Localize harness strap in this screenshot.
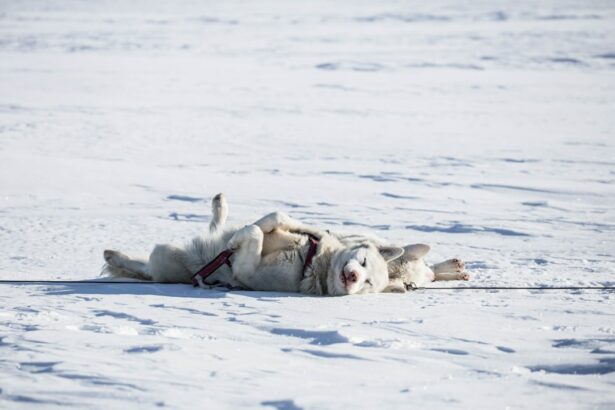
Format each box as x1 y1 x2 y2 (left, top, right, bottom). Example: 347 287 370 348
302 234 320 275
191 249 234 287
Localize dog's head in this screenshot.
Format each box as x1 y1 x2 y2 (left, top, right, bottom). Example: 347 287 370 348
328 243 404 295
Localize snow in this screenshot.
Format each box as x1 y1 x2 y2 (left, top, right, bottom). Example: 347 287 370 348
1 0 614 408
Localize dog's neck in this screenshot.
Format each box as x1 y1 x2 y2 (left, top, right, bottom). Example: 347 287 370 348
299 235 341 295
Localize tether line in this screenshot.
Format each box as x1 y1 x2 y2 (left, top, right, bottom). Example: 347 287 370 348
0 280 613 290
420 286 613 290
0 280 169 284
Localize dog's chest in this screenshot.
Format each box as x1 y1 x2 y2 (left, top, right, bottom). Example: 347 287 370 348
260 247 305 272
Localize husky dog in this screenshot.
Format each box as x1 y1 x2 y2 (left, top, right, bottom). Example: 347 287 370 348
103 194 469 295
103 194 404 296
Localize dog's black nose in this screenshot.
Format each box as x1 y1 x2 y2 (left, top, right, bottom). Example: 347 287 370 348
341 271 358 286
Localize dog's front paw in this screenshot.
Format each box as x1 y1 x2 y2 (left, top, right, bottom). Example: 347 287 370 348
460 272 470 281
226 240 239 251
255 211 292 233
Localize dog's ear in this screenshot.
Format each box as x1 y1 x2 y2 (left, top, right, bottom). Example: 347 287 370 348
378 246 404 262
382 278 406 293
402 244 430 260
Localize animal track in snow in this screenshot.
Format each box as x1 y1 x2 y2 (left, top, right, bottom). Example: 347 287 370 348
166 194 204 203
406 223 530 237
430 348 469 355
269 328 349 345
18 361 61 374
125 345 163 353
149 303 217 317
93 310 156 325
282 347 366 360
262 399 304 410
528 358 615 375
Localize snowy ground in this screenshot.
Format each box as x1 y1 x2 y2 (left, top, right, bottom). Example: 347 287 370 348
1 0 614 408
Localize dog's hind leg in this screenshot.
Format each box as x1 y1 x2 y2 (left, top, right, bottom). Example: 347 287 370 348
431 258 470 281
103 250 151 280
146 244 193 283
209 193 228 233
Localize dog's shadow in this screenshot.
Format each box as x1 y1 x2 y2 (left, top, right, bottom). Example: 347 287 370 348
36 281 312 300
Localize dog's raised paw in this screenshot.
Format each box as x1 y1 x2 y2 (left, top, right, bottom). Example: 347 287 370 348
212 193 227 208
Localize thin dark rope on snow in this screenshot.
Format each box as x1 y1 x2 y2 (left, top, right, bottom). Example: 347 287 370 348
0 280 170 284
0 280 613 290
419 286 614 290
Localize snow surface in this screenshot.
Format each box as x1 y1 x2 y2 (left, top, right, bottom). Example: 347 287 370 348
1 0 614 408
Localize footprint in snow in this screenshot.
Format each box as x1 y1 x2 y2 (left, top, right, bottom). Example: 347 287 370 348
93 310 156 325
269 328 349 345
125 345 163 354
529 358 615 375
430 348 469 355
281 347 366 361
18 361 61 374
262 399 303 410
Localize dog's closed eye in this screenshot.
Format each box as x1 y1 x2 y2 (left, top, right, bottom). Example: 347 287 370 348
361 257 367 267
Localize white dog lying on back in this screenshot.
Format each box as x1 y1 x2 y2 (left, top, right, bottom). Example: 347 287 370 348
103 194 469 295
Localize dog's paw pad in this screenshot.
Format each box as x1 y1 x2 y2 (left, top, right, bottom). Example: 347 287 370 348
452 258 465 271
461 273 470 281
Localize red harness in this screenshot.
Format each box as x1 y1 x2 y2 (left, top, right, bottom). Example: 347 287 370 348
302 234 320 274
191 233 320 288
191 249 234 287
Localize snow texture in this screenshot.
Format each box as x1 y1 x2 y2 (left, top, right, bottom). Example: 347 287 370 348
1 0 614 408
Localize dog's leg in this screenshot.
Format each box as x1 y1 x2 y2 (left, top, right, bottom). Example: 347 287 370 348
431 258 470 281
262 229 306 255
253 211 322 237
103 250 152 280
253 212 300 233
209 193 228 234
227 225 264 289
147 244 193 283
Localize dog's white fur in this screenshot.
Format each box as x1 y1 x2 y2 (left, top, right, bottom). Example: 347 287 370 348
104 194 404 296
103 194 469 295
